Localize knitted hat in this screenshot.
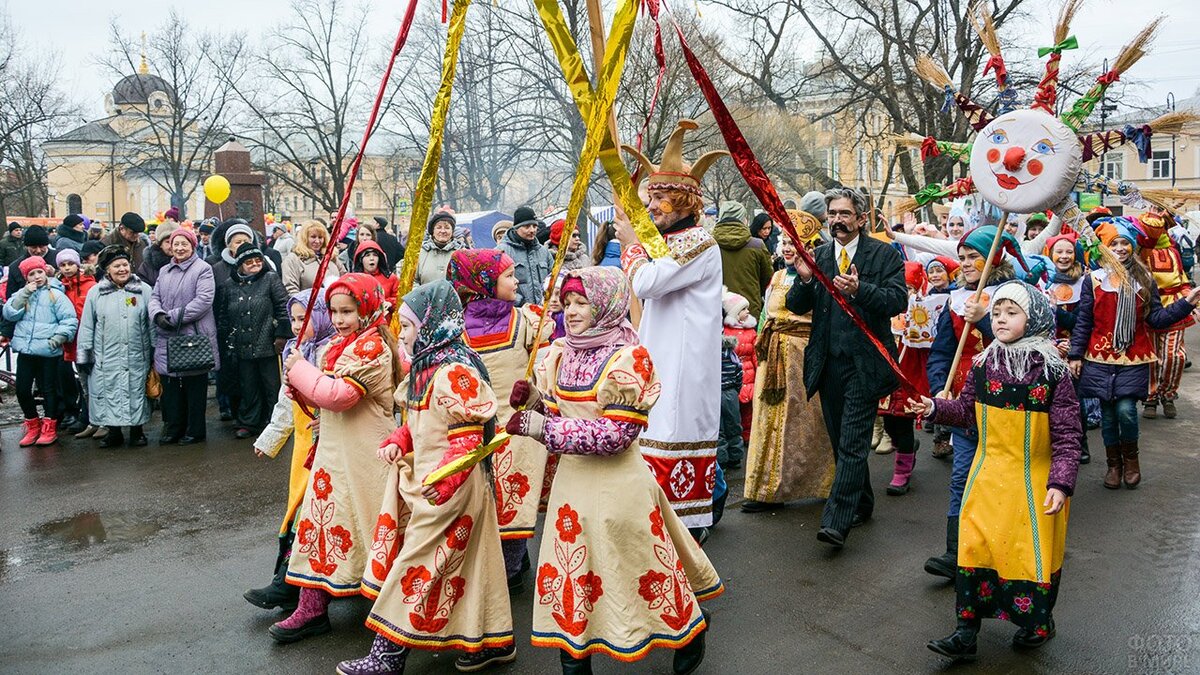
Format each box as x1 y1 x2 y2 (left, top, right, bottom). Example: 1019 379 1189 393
22 225 50 247
549 219 566 246
722 291 750 325
799 191 827 219
492 220 512 243
234 241 264 267
926 255 961 275
373 216 389 230
716 201 748 225
120 212 146 233
56 248 81 267
225 223 255 246
198 220 216 235
81 240 105 259
7 221 21 233
427 210 456 235
63 214 85 230
1026 212 1049 227
154 220 180 245
958 225 1028 271
1092 217 1143 251
621 119 728 195
97 245 130 271
164 206 180 221
18 256 48 277
512 206 538 228
169 227 197 248
990 279 1056 339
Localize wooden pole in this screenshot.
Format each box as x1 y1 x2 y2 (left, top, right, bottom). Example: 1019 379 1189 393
940 213 1009 397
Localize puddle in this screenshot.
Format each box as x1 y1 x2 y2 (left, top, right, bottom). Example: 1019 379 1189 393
31 511 163 550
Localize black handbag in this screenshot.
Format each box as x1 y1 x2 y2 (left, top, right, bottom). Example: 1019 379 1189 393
166 332 215 373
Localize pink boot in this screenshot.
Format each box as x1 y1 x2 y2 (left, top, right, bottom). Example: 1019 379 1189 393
268 587 332 643
887 450 917 496
19 418 42 446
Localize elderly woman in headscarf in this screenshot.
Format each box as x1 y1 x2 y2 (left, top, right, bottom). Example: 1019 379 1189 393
245 290 336 615
446 249 554 590
505 266 723 675
269 273 398 645
342 280 515 675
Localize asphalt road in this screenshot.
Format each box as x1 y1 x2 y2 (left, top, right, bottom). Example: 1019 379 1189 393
2 369 1200 674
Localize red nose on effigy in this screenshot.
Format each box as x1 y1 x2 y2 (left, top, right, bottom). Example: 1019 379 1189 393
1003 146 1026 171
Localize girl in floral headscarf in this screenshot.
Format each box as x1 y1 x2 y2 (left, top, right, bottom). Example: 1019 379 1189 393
245 291 336 615
505 266 723 675
340 279 515 675
914 280 1083 663
268 274 397 645
447 249 554 589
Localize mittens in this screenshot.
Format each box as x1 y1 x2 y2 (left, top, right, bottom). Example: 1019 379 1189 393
505 410 546 443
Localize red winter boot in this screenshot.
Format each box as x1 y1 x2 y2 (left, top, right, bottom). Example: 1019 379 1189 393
35 418 59 446
19 418 41 446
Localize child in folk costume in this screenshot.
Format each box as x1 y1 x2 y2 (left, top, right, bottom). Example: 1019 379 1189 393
1045 232 1093 465
1067 218 1200 490
245 291 336 614
914 280 1082 662
446 249 553 589
924 256 959 460
269 273 399 643
505 267 723 675
343 280 514 674
923 226 1021 580
878 261 947 495
1135 210 1195 420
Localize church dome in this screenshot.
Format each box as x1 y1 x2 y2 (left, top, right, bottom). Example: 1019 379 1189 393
112 73 177 106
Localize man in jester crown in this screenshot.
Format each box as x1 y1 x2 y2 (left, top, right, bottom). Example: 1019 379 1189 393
614 119 728 538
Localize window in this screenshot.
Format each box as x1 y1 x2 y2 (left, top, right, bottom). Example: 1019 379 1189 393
829 149 840 181
356 165 363 180
355 191 364 209
856 149 867 181
67 194 82 215
1151 149 1172 179
872 151 884 181
1100 151 1124 180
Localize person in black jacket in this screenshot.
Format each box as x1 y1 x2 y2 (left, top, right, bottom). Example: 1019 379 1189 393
218 242 290 438
372 216 405 272
786 188 907 549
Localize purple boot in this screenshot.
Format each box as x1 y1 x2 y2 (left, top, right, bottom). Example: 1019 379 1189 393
887 448 917 496
337 634 409 674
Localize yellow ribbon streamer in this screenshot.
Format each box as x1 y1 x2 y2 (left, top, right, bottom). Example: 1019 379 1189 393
535 0 669 260
395 0 472 304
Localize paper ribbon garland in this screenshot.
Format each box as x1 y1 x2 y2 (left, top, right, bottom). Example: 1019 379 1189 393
395 0 472 301
668 16 917 392
292 0 419 413
534 0 669 260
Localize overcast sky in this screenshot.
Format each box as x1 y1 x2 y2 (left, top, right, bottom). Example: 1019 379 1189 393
9 0 1200 123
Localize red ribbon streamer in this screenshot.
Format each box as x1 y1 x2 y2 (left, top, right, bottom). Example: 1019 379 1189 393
633 0 667 182
291 0 419 414
919 136 940 161
1097 69 1120 85
670 20 915 391
983 55 1008 89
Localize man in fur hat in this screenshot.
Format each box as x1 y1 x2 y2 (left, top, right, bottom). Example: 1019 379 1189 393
615 119 728 538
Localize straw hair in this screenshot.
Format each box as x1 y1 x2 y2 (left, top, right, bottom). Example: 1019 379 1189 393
1142 189 1200 212
916 54 953 90
892 133 928 149
970 3 1002 59
895 197 921 215
1147 111 1199 136
1112 17 1163 75
1053 0 1084 44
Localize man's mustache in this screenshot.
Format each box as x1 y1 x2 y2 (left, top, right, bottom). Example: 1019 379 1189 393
831 222 852 234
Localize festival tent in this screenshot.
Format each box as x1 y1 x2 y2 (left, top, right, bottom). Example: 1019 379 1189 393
455 210 513 247
544 204 616 247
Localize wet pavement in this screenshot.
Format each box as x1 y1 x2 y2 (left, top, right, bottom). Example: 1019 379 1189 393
3 367 1200 674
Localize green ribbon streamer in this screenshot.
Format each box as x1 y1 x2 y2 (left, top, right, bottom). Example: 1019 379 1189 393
1037 35 1079 58
913 183 949 206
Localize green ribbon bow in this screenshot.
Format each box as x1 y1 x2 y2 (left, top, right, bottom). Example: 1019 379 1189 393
1038 35 1079 58
913 183 948 206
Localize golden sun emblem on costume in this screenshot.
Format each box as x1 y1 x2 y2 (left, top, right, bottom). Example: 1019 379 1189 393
911 305 930 326
1052 284 1074 302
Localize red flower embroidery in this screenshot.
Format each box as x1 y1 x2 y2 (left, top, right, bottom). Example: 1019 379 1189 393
1029 384 1049 404
638 570 669 603
444 515 474 551
296 519 317 548
312 468 333 500
536 563 562 601
987 380 1003 394
327 525 353 557
649 506 666 541
505 472 531 499
370 512 400 581
555 504 583 544
448 365 479 401
353 333 384 361
575 571 604 610
632 345 654 381
401 565 432 599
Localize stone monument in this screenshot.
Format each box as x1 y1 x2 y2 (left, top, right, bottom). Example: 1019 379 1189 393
205 137 266 234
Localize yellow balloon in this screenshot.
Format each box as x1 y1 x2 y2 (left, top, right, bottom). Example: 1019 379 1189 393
204 175 231 205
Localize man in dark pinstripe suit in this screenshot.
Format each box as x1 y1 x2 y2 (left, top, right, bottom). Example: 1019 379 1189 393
786 188 907 548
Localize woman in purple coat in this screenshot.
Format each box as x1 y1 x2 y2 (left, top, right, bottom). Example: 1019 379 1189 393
149 229 220 444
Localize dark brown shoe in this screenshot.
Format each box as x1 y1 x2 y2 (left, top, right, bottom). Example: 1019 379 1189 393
1121 441 1141 488
1103 445 1122 490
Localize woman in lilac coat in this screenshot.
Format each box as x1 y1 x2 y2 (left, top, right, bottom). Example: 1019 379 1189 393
149 229 220 444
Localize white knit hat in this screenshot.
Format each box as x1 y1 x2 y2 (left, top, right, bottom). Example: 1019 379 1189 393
722 291 750 326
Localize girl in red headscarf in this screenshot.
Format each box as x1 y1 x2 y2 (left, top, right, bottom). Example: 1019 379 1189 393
268 273 400 644
445 248 554 589
1044 232 1093 465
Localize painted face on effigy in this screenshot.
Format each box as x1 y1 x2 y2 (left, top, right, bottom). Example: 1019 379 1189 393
969 108 1082 214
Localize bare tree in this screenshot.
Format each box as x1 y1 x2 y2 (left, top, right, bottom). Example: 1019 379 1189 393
99 11 242 218
226 0 409 217
0 11 74 223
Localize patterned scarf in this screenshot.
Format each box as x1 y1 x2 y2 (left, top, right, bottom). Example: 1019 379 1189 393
446 249 516 339
975 280 1067 381
401 279 490 403
560 266 640 361
322 273 388 372
285 291 335 364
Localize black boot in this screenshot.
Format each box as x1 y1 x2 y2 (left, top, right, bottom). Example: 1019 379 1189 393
923 516 958 579
927 617 979 662
1013 617 1056 649
559 649 593 675
244 532 300 611
98 427 125 448
128 425 148 447
672 609 710 675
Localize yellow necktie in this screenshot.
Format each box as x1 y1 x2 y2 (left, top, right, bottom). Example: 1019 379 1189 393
839 248 851 274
